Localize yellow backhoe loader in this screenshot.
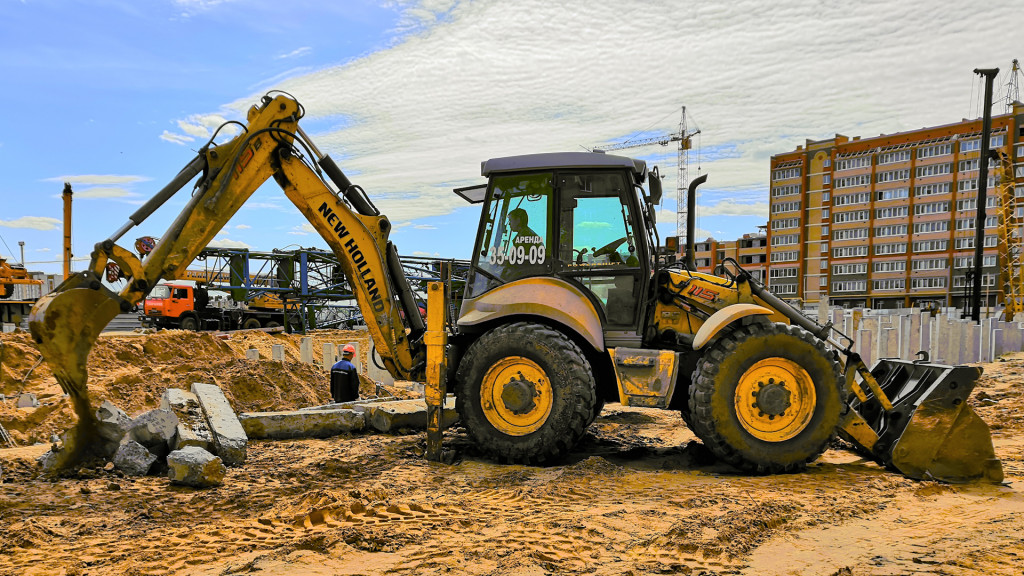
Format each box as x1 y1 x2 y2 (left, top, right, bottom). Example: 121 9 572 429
29 92 1002 483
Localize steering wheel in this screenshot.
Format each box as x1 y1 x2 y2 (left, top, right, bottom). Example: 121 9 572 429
594 236 629 257
574 248 588 264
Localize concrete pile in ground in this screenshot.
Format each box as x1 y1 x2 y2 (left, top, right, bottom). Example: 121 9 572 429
38 383 248 489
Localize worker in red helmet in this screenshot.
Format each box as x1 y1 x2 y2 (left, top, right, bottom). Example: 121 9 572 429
330 343 359 403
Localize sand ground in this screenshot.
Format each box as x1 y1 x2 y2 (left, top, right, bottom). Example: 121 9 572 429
1 329 1022 576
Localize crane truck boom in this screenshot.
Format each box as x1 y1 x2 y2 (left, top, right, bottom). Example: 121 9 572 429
29 92 1001 484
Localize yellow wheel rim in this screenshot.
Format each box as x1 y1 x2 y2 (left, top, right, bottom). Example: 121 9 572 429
734 357 816 442
479 356 553 436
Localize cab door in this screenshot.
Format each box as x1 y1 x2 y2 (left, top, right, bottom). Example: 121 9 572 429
555 171 648 339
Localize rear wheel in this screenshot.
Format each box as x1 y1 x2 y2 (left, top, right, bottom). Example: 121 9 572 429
455 322 596 464
180 316 198 331
265 321 281 328
688 321 841 474
242 318 262 330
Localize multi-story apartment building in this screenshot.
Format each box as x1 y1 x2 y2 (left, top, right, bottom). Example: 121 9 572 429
764 101 1024 309
693 233 768 284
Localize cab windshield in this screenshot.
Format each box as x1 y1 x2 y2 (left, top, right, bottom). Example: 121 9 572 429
149 285 171 299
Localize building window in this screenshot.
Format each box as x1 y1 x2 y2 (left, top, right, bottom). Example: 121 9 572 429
875 243 908 255
912 277 948 289
873 279 906 291
915 163 952 178
771 234 799 246
955 216 998 230
769 267 799 279
876 206 909 220
874 260 907 273
771 201 801 213
772 283 798 295
771 250 799 263
954 274 996 288
834 192 871 206
918 143 952 159
960 139 980 153
771 217 801 230
912 258 947 271
876 187 909 201
823 157 832 167
954 255 997 268
833 228 869 241
832 280 867 292
833 246 869 258
771 184 801 197
914 182 951 197
833 263 868 275
913 221 949 234
913 239 949 252
773 167 801 181
835 174 872 188
836 156 871 171
878 150 911 165
822 174 831 185
833 210 870 223
875 224 908 237
914 201 950 215
877 169 910 183
991 134 1005 148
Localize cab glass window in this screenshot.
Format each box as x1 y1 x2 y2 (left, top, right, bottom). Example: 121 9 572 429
559 174 640 270
468 172 553 297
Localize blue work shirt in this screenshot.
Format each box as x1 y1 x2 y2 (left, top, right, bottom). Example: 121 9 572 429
332 358 356 373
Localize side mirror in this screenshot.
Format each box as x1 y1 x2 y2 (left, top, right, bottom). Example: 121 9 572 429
648 166 663 205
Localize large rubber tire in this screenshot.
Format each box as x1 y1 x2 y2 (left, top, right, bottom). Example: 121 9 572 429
180 316 199 331
455 322 596 465
688 321 842 474
242 318 262 330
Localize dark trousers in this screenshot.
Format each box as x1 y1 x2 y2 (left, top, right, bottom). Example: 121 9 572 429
330 369 359 403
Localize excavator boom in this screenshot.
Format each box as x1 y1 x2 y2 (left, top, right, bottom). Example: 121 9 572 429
29 93 424 470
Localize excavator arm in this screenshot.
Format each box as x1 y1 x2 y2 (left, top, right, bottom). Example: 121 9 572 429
29 92 425 469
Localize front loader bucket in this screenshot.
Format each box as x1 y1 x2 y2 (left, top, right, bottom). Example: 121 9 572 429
28 272 122 471
844 359 1003 483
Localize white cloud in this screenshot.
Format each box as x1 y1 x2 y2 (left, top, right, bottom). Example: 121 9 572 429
35 247 52 252
175 0 1018 243
413 224 437 230
160 131 193 145
235 224 252 230
411 250 442 257
0 216 61 231
45 174 148 186
72 187 137 199
289 223 316 236
276 47 312 60
206 238 252 249
698 200 768 218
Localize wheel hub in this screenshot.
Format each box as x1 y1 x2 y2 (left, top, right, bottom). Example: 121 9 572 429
501 373 539 415
734 358 817 442
753 380 792 417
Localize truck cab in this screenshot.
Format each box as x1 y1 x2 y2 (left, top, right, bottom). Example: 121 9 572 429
143 283 205 330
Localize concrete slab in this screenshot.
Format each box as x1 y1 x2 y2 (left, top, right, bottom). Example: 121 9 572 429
240 409 365 439
16 393 38 408
298 397 399 411
160 388 213 451
191 382 247 466
300 337 313 364
167 446 225 488
363 397 458 433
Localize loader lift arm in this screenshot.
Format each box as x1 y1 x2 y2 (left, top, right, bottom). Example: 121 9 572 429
29 92 426 469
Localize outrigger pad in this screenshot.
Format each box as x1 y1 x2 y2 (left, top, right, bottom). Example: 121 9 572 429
852 359 1003 483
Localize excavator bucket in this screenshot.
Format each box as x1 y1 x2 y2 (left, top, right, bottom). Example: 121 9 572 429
844 359 1003 483
28 272 123 470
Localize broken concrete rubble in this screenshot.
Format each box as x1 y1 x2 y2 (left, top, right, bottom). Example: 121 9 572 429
127 409 179 457
191 383 247 466
364 397 459 433
160 388 213 451
240 409 365 439
113 440 157 476
167 446 225 488
96 400 132 445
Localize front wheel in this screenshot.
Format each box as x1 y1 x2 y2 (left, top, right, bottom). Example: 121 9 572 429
455 322 596 464
688 321 842 474
179 316 198 331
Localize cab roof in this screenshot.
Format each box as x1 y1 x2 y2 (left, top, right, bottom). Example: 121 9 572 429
481 152 647 181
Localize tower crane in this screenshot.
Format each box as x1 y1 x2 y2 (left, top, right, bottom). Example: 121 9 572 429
593 107 700 239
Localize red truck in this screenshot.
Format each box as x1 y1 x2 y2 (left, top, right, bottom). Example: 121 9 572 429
142 283 288 331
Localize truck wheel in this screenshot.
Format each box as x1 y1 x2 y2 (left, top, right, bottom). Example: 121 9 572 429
242 318 261 330
265 321 280 328
688 321 841 474
180 316 198 331
455 322 596 465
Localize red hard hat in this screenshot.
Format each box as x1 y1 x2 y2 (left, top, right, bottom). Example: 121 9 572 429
342 344 356 355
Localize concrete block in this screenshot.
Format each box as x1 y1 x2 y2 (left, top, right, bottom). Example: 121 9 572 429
323 342 336 372
240 409 365 439
992 328 1004 359
128 409 178 457
245 348 260 360
167 446 225 488
363 397 458 433
298 397 399 411
856 329 873 368
16 393 38 408
300 337 313 364
366 340 395 386
966 324 981 364
96 400 133 445
191 382 247 466
113 440 157 476
160 389 212 451
271 344 285 362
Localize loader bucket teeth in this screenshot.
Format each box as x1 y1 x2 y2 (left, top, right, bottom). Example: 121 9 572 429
28 272 122 470
849 359 1002 484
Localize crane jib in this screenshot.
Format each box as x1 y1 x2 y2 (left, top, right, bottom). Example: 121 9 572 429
317 202 385 313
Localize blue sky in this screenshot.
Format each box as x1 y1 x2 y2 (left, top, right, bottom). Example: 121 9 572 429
1 0 1021 274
